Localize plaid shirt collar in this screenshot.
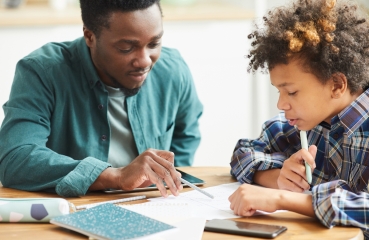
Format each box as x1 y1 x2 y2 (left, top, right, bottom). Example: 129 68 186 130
327 88 369 137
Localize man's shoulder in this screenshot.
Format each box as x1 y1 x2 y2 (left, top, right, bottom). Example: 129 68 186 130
154 46 190 74
21 37 84 69
157 46 187 67
160 46 181 59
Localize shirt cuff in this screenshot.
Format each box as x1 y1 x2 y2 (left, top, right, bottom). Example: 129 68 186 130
230 151 285 184
55 157 111 197
311 180 352 228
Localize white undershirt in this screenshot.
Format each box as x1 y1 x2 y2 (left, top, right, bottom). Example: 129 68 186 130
105 85 138 167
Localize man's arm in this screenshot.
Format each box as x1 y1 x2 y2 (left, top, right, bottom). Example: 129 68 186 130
0 59 111 197
169 58 203 166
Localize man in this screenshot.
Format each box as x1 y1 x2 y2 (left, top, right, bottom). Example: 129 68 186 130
0 0 203 198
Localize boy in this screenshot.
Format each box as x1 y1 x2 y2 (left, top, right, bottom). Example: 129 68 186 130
229 0 369 238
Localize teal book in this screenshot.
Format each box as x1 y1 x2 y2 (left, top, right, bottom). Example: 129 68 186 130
50 203 177 240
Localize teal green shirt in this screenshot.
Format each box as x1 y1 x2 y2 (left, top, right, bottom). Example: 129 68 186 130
0 37 203 197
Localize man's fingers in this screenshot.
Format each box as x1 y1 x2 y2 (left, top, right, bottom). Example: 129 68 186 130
148 151 182 194
154 149 175 164
146 171 168 197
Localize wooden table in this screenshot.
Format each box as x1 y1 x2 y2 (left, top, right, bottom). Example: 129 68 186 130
0 167 363 239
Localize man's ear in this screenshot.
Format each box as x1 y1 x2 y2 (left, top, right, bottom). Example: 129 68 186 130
330 73 348 99
83 26 95 48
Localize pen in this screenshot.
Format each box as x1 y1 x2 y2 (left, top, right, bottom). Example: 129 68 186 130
300 130 312 184
76 195 146 210
180 177 214 199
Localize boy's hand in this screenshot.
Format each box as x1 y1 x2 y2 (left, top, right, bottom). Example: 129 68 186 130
277 145 317 192
229 184 281 216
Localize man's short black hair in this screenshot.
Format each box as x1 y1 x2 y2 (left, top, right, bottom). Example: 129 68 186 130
80 0 162 37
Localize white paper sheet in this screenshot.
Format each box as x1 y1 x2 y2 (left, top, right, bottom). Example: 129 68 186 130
121 182 285 231
132 218 206 240
121 182 241 221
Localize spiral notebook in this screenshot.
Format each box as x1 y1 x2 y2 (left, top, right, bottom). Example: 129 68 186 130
50 203 177 240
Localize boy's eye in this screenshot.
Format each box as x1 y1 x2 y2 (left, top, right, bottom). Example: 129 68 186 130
288 91 297 96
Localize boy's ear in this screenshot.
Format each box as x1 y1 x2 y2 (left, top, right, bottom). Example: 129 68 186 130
330 73 348 99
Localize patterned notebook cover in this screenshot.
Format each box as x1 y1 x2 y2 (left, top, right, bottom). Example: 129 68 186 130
50 203 177 240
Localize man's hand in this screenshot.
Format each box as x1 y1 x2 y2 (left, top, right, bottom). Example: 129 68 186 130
89 149 183 198
277 145 317 192
117 149 182 197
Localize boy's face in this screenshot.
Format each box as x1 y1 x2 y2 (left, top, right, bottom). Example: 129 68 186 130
270 59 336 131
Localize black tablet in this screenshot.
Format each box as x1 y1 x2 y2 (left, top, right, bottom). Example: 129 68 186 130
103 169 205 193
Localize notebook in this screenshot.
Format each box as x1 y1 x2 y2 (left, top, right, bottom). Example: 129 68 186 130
50 203 177 240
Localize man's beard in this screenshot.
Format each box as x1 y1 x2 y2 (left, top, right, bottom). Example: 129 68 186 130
119 85 141 97
108 74 146 97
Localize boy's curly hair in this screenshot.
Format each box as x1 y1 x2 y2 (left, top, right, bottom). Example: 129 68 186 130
248 0 369 93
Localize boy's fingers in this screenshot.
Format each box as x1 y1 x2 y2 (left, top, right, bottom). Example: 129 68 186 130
308 145 317 168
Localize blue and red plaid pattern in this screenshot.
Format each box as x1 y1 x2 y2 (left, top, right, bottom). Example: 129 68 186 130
231 89 369 238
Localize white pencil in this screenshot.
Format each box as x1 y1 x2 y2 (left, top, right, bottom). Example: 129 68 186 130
300 130 312 184
180 177 214 199
76 195 146 210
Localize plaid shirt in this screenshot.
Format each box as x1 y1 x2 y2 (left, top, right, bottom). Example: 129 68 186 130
231 89 369 238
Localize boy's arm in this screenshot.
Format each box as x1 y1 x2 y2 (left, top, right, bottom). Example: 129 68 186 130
312 180 369 237
230 115 297 185
230 181 369 238
253 169 281 189
229 183 314 217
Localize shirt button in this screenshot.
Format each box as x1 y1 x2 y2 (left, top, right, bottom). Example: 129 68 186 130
101 135 107 141
333 133 339 140
97 82 102 88
98 104 104 110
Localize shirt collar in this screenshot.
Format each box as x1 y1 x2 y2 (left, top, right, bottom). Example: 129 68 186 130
76 37 102 89
333 88 369 137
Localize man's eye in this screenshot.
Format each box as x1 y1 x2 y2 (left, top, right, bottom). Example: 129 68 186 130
117 48 132 53
288 91 297 96
149 42 160 48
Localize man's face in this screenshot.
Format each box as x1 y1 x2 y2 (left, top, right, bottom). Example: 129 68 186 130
85 4 163 94
270 59 336 131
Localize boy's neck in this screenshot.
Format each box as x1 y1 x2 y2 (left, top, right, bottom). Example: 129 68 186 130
328 88 364 123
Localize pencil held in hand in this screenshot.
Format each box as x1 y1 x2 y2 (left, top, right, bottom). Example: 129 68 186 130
300 130 312 184
180 178 214 199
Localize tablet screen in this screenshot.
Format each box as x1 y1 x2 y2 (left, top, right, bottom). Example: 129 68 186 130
103 169 205 193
